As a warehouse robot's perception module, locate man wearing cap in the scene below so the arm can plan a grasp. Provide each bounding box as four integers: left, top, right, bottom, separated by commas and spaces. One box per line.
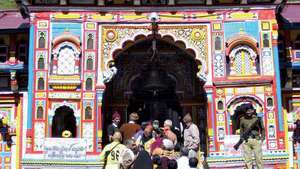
183, 113, 200, 157
107, 111, 121, 142
120, 112, 141, 141
239, 103, 265, 169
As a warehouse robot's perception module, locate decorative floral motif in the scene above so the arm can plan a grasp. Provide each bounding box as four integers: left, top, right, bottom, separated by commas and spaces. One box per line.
82, 122, 94, 152
34, 122, 45, 151
105, 30, 118, 42
261, 48, 274, 75
214, 53, 225, 77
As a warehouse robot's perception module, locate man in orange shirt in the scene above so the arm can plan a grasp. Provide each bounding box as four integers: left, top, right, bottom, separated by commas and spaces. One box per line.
120, 112, 141, 141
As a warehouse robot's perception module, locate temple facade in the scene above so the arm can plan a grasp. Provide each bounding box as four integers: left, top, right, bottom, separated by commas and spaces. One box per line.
3, 0, 291, 168
0, 10, 29, 169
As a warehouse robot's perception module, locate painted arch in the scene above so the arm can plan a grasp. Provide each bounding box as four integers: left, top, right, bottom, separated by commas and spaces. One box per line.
98, 24, 210, 84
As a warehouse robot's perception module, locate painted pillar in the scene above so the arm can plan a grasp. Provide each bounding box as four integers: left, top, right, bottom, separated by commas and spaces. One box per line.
27, 25, 34, 130
96, 88, 105, 152
26, 24, 35, 153
272, 22, 284, 132
206, 89, 216, 152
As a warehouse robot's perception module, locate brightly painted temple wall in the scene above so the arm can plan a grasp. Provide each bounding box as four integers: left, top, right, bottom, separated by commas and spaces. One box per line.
18, 9, 289, 168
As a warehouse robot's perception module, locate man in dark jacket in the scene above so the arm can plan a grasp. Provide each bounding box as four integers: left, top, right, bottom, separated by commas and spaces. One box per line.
239, 103, 265, 169
107, 111, 121, 142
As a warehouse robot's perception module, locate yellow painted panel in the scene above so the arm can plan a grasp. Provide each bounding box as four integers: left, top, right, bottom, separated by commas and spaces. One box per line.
35, 92, 46, 98
121, 14, 147, 20
293, 103, 300, 106
0, 100, 14, 103
91, 14, 114, 20
261, 21, 270, 30
194, 13, 219, 20
86, 23, 95, 30
53, 13, 81, 19
4, 157, 10, 163
98, 130, 103, 137
37, 21, 48, 29
213, 23, 221, 30
228, 12, 257, 20
208, 128, 213, 136
160, 14, 185, 20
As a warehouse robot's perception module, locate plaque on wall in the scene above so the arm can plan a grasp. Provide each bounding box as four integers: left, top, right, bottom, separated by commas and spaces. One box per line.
44, 138, 87, 160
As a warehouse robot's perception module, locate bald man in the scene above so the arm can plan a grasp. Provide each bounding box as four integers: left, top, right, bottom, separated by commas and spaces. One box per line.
100, 131, 127, 169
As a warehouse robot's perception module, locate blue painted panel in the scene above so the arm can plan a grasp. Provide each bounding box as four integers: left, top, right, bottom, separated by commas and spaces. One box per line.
51, 22, 82, 39
295, 51, 300, 58
292, 62, 300, 69
27, 25, 35, 129
224, 21, 259, 42
0, 63, 24, 70
273, 46, 283, 131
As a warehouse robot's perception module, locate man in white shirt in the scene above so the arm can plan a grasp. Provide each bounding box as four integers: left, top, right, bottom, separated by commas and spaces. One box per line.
183, 113, 200, 157
176, 147, 190, 169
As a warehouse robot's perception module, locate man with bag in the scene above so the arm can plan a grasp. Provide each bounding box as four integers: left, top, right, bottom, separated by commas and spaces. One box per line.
100, 131, 127, 169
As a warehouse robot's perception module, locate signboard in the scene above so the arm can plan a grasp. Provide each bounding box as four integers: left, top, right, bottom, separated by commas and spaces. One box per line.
49, 92, 81, 99
44, 138, 87, 160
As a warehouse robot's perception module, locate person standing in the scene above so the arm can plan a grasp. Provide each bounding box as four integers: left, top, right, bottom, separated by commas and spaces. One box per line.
163, 119, 177, 145
182, 113, 200, 157
100, 131, 127, 169
120, 112, 141, 141
107, 111, 121, 142
239, 103, 265, 169
176, 147, 189, 169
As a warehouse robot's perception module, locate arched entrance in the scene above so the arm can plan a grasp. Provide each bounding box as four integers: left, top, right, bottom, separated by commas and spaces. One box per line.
102, 36, 207, 152
51, 105, 77, 137
227, 96, 263, 134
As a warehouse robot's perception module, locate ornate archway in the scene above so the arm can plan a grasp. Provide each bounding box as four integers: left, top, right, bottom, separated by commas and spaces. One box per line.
51, 105, 77, 138
98, 24, 210, 85
101, 35, 208, 153
227, 95, 264, 134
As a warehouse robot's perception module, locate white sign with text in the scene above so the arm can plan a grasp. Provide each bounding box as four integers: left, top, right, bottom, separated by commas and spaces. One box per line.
44, 138, 87, 160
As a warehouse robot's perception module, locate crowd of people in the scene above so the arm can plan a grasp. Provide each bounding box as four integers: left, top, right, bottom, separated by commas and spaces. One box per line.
100, 111, 203, 169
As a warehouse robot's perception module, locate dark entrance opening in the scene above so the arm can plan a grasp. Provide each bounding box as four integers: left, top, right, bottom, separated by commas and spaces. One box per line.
102, 36, 207, 154
127, 60, 182, 127
229, 97, 263, 134
52, 105, 77, 137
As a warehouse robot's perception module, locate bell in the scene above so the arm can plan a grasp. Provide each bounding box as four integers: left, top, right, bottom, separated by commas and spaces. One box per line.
141, 64, 168, 93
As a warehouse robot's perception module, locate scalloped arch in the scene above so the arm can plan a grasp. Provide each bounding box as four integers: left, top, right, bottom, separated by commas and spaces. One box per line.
226, 34, 259, 56
104, 32, 208, 75
53, 32, 81, 49
226, 95, 264, 115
